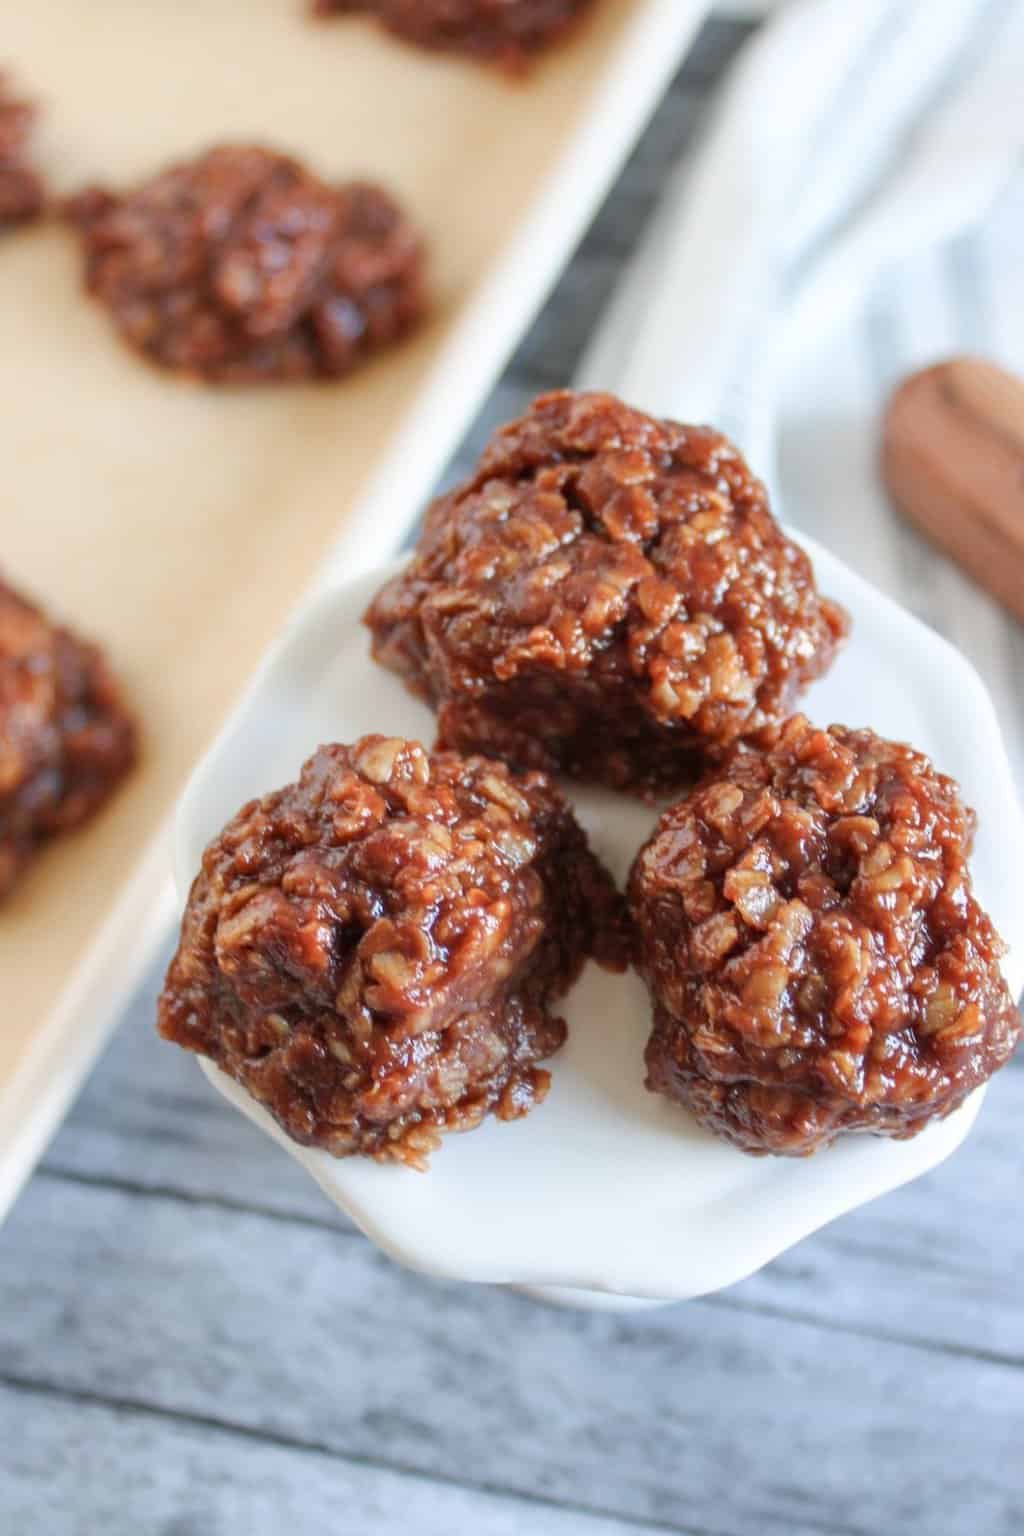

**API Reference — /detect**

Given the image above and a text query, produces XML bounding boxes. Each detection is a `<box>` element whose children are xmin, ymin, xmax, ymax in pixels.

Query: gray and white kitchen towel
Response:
<box><xmin>581</xmin><ymin>0</ymin><xmax>1024</xmax><ymax>788</ymax></box>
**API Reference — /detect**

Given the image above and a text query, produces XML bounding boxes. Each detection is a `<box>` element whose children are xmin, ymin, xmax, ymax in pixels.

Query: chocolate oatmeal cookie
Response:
<box><xmin>0</xmin><ymin>75</ymin><xmax>45</xmax><ymax>230</ymax></box>
<box><xmin>366</xmin><ymin>391</ymin><xmax>846</xmax><ymax>794</ymax></box>
<box><xmin>314</xmin><ymin>0</ymin><xmax>594</xmax><ymax>71</ymax></box>
<box><xmin>66</xmin><ymin>145</ymin><xmax>425</xmax><ymax>382</ymax></box>
<box><xmin>630</xmin><ymin>716</ymin><xmax>1020</xmax><ymax>1156</ymax></box>
<box><xmin>0</xmin><ymin>576</ymin><xmax>136</xmax><ymax>899</ymax></box>
<box><xmin>158</xmin><ymin>736</ymin><xmax>625</xmax><ymax>1166</ymax></box>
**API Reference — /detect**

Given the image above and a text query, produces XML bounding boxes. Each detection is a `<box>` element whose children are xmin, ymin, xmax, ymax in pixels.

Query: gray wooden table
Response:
<box><xmin>4</xmin><ymin>18</ymin><xmax>1023</xmax><ymax>1534</ymax></box>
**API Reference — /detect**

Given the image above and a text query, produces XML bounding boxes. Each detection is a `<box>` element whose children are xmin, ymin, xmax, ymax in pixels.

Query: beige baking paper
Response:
<box><xmin>0</xmin><ymin>0</ymin><xmax>645</xmax><ymax>1088</ymax></box>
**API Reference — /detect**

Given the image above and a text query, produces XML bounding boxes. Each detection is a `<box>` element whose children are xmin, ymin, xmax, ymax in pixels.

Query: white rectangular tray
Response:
<box><xmin>0</xmin><ymin>0</ymin><xmax>709</xmax><ymax>1218</ymax></box>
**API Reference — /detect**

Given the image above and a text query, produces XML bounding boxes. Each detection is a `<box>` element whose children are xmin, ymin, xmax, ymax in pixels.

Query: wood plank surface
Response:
<box><xmin>2</xmin><ymin>1391</ymin><xmax>674</xmax><ymax>1536</ymax></box>
<box><xmin>2</xmin><ymin>1171</ymin><xmax>1021</xmax><ymax>1536</ymax></box>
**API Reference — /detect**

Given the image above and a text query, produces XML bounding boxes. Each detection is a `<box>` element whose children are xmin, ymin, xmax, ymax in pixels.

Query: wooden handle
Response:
<box><xmin>881</xmin><ymin>357</ymin><xmax>1024</xmax><ymax>625</ymax></box>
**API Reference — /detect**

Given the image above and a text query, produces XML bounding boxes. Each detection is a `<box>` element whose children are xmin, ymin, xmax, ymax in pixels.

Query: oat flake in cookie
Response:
<box><xmin>0</xmin><ymin>75</ymin><xmax>45</xmax><ymax>230</ymax></box>
<box><xmin>314</xmin><ymin>0</ymin><xmax>594</xmax><ymax>71</ymax></box>
<box><xmin>366</xmin><ymin>391</ymin><xmax>847</xmax><ymax>795</ymax></box>
<box><xmin>629</xmin><ymin>716</ymin><xmax>1021</xmax><ymax>1157</ymax></box>
<box><xmin>158</xmin><ymin>736</ymin><xmax>626</xmax><ymax>1168</ymax></box>
<box><xmin>0</xmin><ymin>577</ymin><xmax>137</xmax><ymax>900</ymax></box>
<box><xmin>65</xmin><ymin>146</ymin><xmax>425</xmax><ymax>383</ymax></box>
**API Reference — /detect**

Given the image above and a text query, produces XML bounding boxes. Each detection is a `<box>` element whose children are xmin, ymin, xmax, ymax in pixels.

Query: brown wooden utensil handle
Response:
<box><xmin>881</xmin><ymin>357</ymin><xmax>1024</xmax><ymax>626</ymax></box>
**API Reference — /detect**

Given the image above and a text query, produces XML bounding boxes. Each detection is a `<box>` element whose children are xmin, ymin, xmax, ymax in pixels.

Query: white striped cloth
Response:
<box><xmin>578</xmin><ymin>0</ymin><xmax>1024</xmax><ymax>794</ymax></box>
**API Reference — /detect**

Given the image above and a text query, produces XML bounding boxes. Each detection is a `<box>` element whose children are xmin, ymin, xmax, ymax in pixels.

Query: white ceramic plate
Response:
<box><xmin>177</xmin><ymin>548</ymin><xmax>1024</xmax><ymax>1304</ymax></box>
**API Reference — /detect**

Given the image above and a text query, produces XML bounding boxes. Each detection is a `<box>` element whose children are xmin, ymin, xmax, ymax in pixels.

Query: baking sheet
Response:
<box><xmin>0</xmin><ymin>0</ymin><xmax>708</xmax><ymax>1210</ymax></box>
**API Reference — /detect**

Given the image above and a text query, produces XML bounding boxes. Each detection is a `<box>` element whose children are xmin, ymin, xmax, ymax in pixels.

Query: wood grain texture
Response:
<box><xmin>882</xmin><ymin>358</ymin><xmax>1024</xmax><ymax>624</ymax></box>
<box><xmin>5</xmin><ymin>16</ymin><xmax>1024</xmax><ymax>1536</ymax></box>
<box><xmin>2</xmin><ymin>1167</ymin><xmax>1022</xmax><ymax>1536</ymax></box>
<box><xmin>1</xmin><ymin>1390</ymin><xmax>676</xmax><ymax>1536</ymax></box>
